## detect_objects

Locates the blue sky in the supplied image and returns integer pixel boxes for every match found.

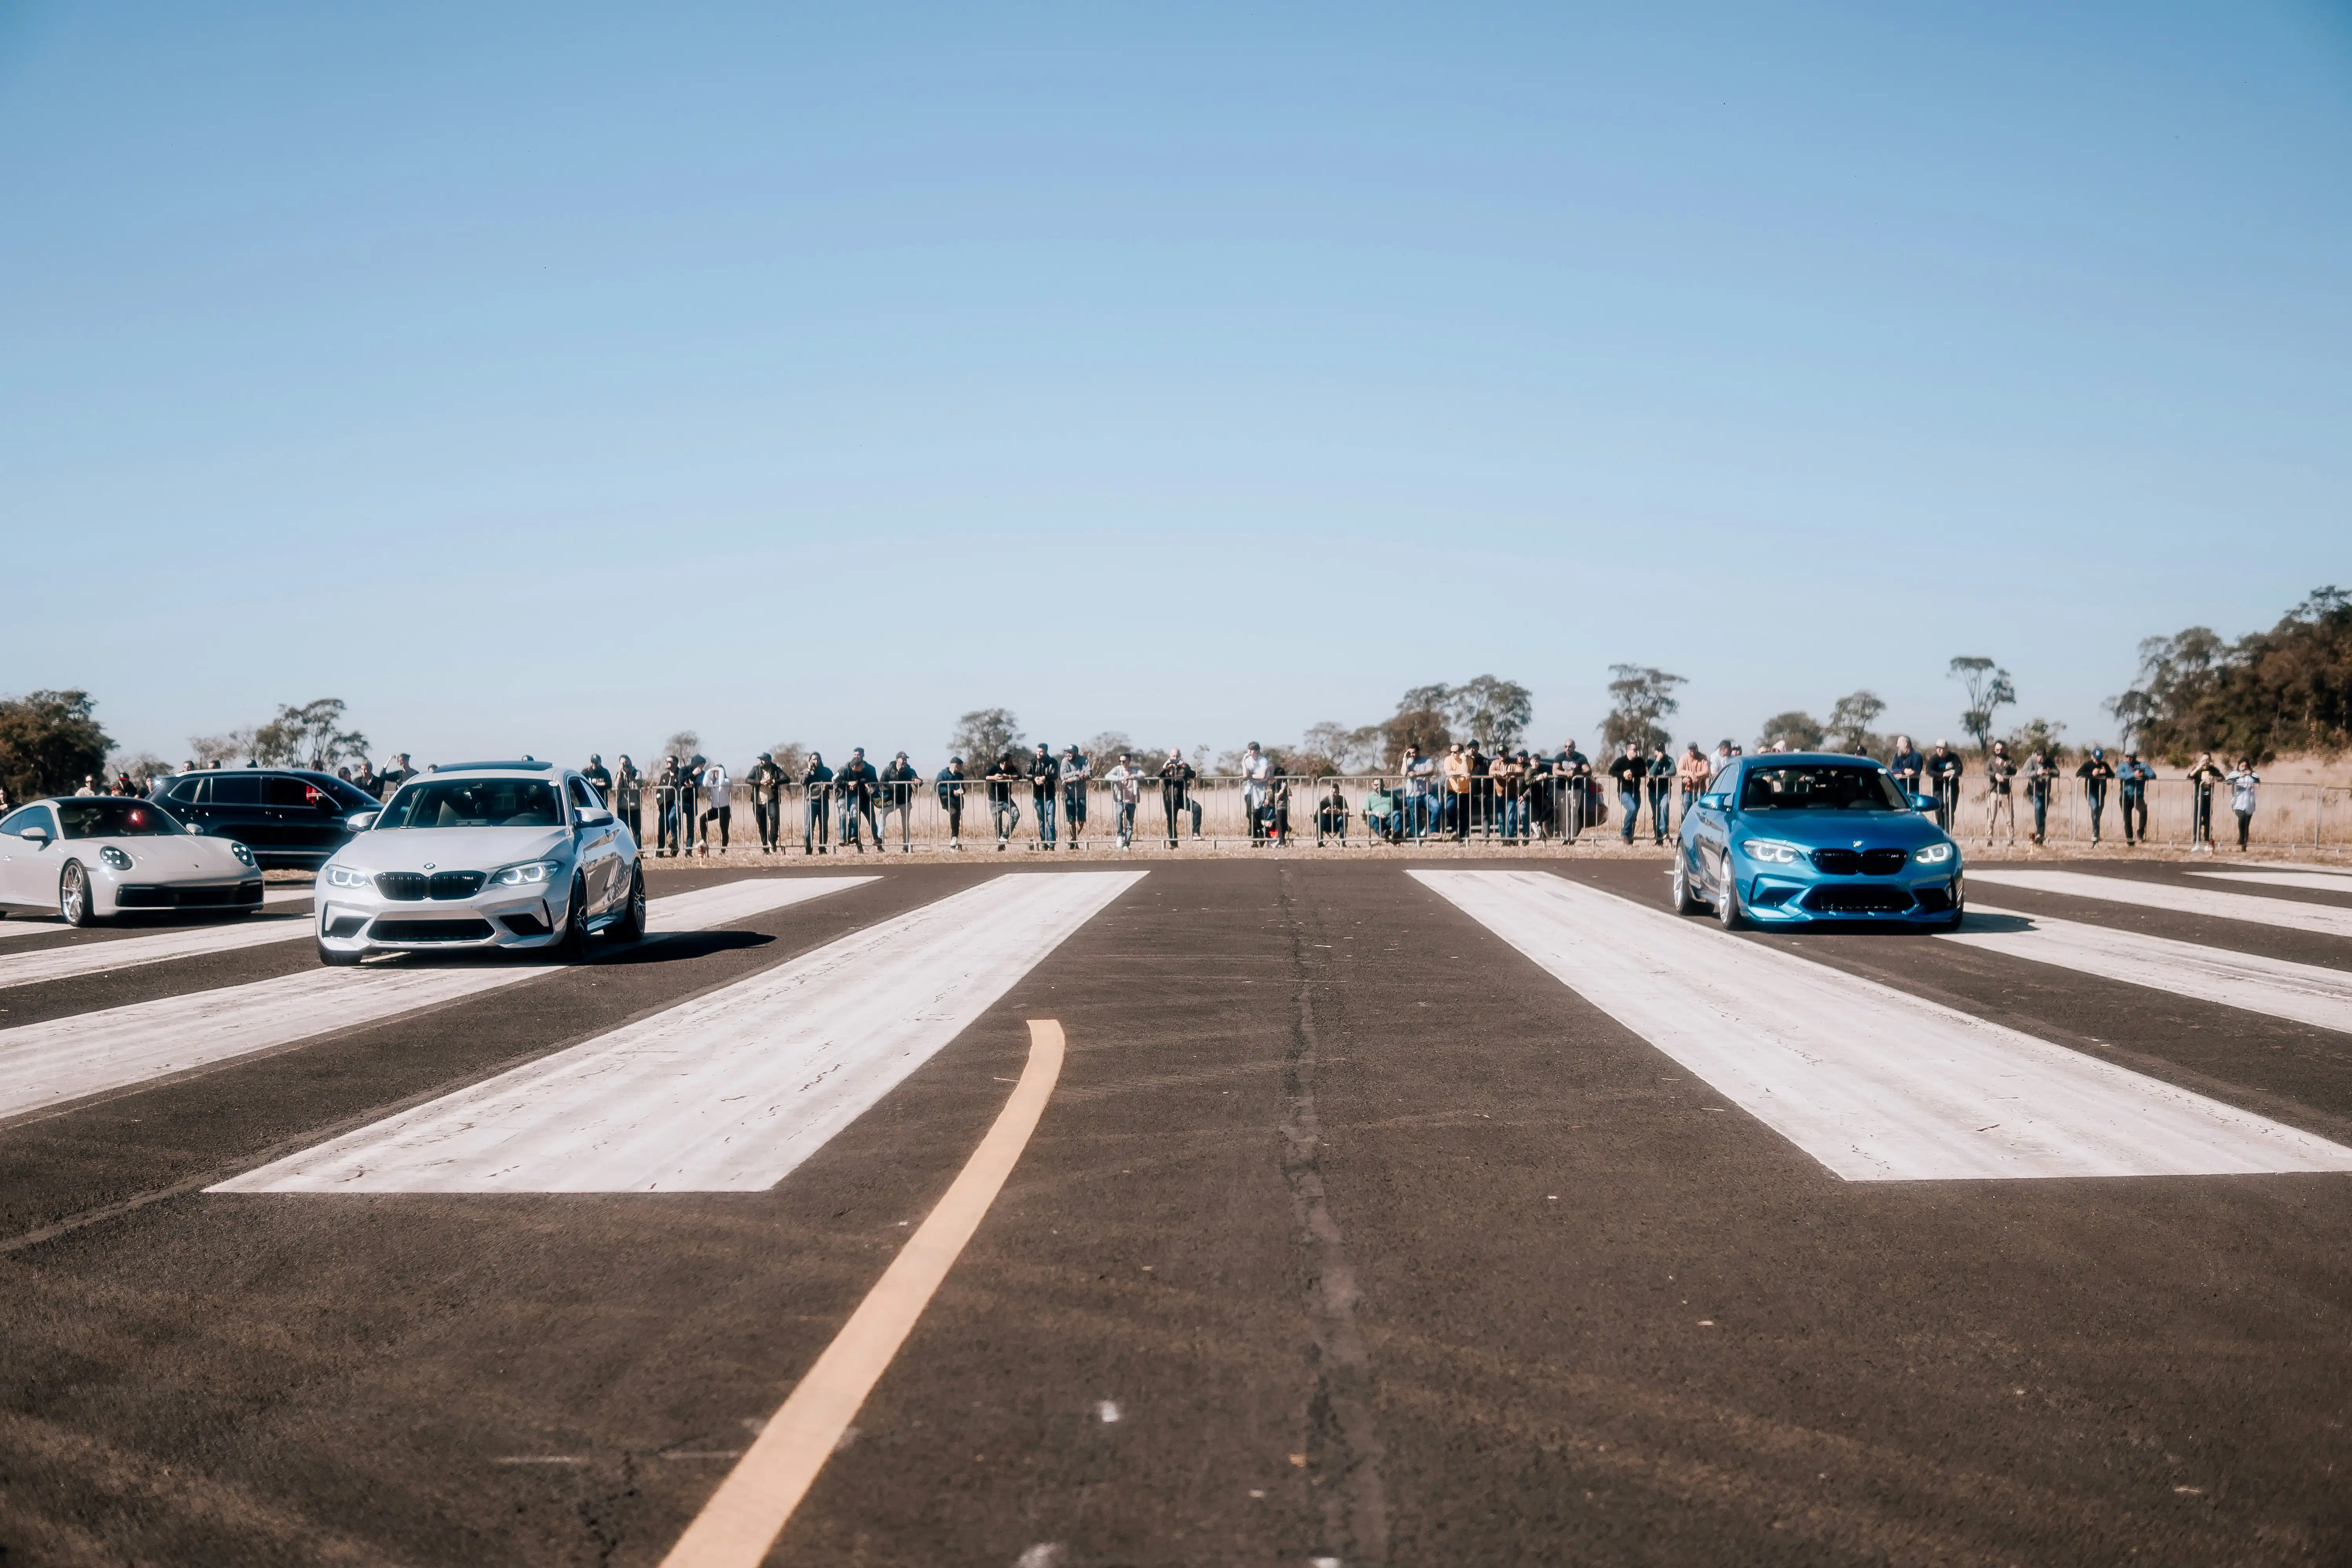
[4,2,2347,768]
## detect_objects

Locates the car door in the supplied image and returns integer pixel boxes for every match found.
[0,804,46,905]
[568,776,620,913]
[265,774,349,861]
[0,805,61,909]
[202,772,275,855]
[1691,788,1734,897]
[160,773,211,834]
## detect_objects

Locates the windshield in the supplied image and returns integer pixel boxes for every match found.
[58,798,187,838]
[1737,764,1908,812]
[377,778,562,829]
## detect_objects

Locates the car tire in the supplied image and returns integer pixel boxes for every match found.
[607,865,646,944]
[1670,855,1702,916]
[550,874,590,963]
[316,938,361,966]
[59,860,99,927]
[1714,861,1745,931]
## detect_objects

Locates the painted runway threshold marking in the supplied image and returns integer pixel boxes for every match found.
[0,877,875,1122]
[659,1018,1067,1568]
[1967,869,2352,940]
[2189,870,2352,896]
[1947,905,2352,1036]
[217,872,1142,1193]
[0,915,316,990]
[1414,871,2352,1181]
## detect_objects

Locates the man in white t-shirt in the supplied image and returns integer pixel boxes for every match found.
[1100,752,1143,848]
[697,757,730,855]
[1241,742,1276,843]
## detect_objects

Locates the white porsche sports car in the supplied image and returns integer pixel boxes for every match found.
[0,796,264,925]
[312,761,644,965]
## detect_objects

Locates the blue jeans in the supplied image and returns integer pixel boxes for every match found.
[1619,789,1641,842]
[1646,784,1671,840]
[1115,800,1136,844]
[1036,795,1056,845]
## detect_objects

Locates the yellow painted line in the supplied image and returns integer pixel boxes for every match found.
[659,1018,1067,1568]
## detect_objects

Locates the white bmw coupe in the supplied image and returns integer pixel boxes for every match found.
[312,761,643,965]
[0,796,264,925]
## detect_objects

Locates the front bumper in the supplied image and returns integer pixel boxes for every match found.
[1735,869,1964,922]
[316,882,572,954]
[96,872,264,916]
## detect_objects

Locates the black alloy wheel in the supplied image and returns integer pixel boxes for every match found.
[551,874,590,962]
[608,865,646,944]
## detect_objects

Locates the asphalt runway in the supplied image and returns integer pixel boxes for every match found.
[2,856,2349,1566]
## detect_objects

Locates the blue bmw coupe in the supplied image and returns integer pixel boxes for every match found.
[1673,753,1963,930]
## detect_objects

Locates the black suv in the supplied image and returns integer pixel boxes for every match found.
[151,769,382,869]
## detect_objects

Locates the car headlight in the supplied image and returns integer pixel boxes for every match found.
[100,846,134,871]
[324,864,372,887]
[488,858,563,888]
[229,840,258,868]
[1738,838,1803,864]
[1913,843,1956,865]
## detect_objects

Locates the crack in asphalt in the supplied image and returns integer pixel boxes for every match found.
[1277,868,1390,1568]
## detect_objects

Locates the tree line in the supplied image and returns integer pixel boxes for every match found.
[5,593,2343,800]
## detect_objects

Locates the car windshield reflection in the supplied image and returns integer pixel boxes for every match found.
[1737,765,1907,812]
[58,799,188,838]
[376,780,563,829]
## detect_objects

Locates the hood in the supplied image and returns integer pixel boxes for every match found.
[93,833,254,876]
[336,826,570,875]
[1728,808,1949,851]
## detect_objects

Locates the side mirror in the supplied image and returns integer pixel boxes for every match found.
[185,822,206,835]
[577,806,613,827]
[1908,793,1940,813]
[20,825,49,845]
[1698,793,1729,811]
[345,811,379,831]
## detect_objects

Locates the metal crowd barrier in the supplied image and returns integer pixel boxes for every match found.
[1915,774,2345,852]
[604,771,1697,854]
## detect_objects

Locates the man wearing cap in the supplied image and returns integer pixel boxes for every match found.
[1158,748,1195,848]
[615,754,641,842]
[2075,746,2116,846]
[653,755,681,857]
[879,751,921,851]
[985,750,1024,849]
[2117,750,2154,847]
[1060,744,1091,849]
[836,747,880,852]
[1242,742,1275,844]
[1925,740,1964,829]
[1028,743,1060,850]
[695,755,730,855]
[936,756,968,849]
[747,751,787,853]
[1101,751,1143,848]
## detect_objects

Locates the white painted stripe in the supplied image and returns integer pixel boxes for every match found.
[659,1019,1067,1568]
[0,916,315,991]
[0,878,875,1120]
[2189,871,2352,895]
[1414,870,2352,1181]
[1968,869,2352,940]
[216,872,1143,1194]
[0,886,302,945]
[1948,905,2352,1035]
